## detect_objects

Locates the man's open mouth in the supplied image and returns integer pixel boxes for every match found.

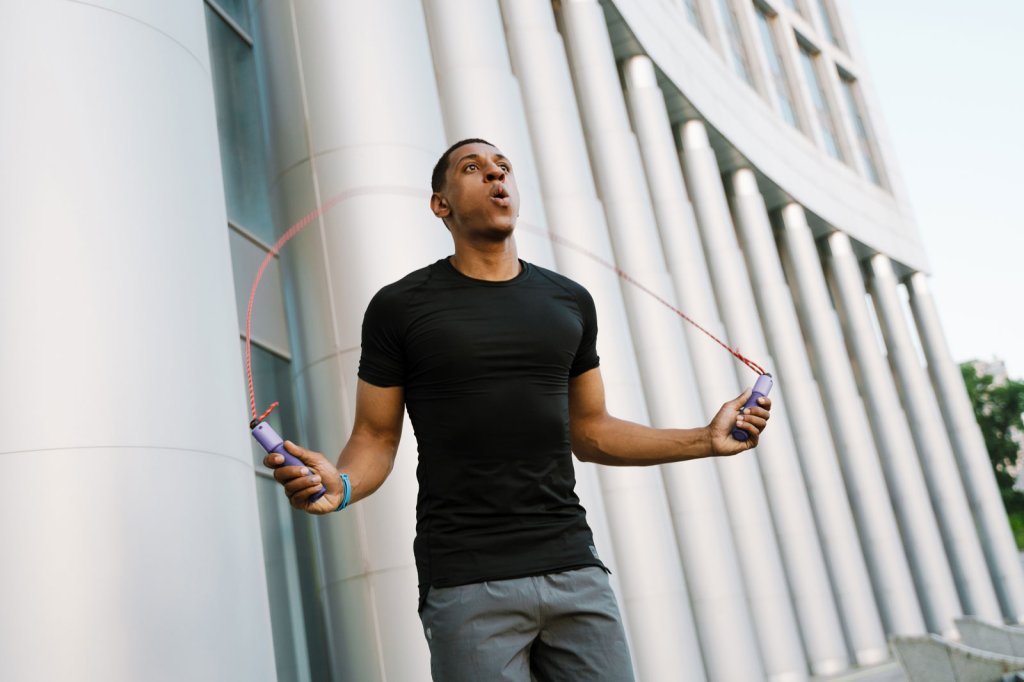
[490,186,510,206]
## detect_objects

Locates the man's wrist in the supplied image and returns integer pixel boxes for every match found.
[332,473,352,512]
[702,425,717,457]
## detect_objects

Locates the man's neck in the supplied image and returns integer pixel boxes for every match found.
[449,238,521,282]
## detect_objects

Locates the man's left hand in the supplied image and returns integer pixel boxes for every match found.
[707,389,772,456]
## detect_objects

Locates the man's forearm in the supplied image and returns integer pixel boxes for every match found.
[572,414,713,466]
[335,430,400,504]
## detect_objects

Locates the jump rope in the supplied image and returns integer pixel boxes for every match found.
[248,188,774,502]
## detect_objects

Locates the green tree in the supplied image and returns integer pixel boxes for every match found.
[961,363,1024,546]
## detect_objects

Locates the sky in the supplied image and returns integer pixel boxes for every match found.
[846,1,1024,379]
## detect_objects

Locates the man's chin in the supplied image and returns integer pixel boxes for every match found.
[478,222,516,240]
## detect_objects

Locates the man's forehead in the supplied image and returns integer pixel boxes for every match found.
[450,143,508,165]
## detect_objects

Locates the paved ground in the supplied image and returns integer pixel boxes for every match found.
[816,661,904,682]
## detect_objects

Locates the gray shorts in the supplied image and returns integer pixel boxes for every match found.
[419,566,635,682]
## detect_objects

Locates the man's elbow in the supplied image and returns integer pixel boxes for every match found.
[572,446,595,463]
[570,427,602,463]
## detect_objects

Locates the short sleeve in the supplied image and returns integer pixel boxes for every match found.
[569,285,600,377]
[357,287,407,387]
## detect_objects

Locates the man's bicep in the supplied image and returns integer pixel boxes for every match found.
[352,378,405,446]
[569,367,608,423]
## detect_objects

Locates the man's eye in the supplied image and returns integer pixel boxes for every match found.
[499,164,510,172]
[465,163,478,171]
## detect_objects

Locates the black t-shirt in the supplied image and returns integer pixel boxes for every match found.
[358,258,606,603]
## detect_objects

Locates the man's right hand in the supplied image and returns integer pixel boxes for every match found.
[264,441,345,515]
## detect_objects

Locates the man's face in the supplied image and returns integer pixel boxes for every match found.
[431,142,520,239]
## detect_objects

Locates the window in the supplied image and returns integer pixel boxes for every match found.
[839,71,883,185]
[717,0,755,86]
[798,42,843,161]
[813,0,842,48]
[210,0,252,34]
[205,2,275,243]
[683,0,706,35]
[755,7,799,128]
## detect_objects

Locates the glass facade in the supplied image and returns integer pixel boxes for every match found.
[247,344,333,682]
[839,72,883,185]
[205,1,331,679]
[755,6,799,128]
[717,0,755,86]
[798,43,843,161]
[205,1,275,243]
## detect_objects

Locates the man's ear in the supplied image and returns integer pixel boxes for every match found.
[430,192,450,220]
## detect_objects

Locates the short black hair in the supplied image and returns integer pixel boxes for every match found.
[431,138,496,193]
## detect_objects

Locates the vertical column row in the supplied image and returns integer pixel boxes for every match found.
[677,121,837,678]
[776,206,927,638]
[620,56,773,682]
[866,255,1001,621]
[723,170,888,665]
[907,274,1024,622]
[822,231,963,636]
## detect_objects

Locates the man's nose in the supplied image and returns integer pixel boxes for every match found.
[484,164,506,182]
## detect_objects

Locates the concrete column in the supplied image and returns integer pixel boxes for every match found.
[0,2,275,680]
[726,169,886,664]
[823,232,961,636]
[907,272,1024,622]
[501,1,704,678]
[612,54,768,681]
[675,117,842,679]
[252,2,452,679]
[420,0,625,635]
[775,205,925,638]
[867,255,1001,620]
[670,120,800,675]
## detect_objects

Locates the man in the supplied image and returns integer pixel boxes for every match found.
[265,138,771,681]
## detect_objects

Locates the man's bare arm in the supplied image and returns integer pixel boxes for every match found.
[568,367,770,466]
[264,379,405,514]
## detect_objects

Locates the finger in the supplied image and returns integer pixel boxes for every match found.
[291,481,329,505]
[730,388,753,410]
[756,396,772,411]
[284,472,323,498]
[273,464,314,485]
[734,413,763,435]
[743,406,771,421]
[263,452,285,468]
[734,424,759,450]
[738,414,767,432]
[283,440,315,465]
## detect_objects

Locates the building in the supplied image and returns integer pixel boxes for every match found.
[3,0,1020,680]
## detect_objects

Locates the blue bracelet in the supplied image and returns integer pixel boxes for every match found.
[333,473,352,512]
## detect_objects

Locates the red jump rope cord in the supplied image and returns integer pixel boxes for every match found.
[245,193,765,422]
[245,192,344,422]
[523,226,766,376]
